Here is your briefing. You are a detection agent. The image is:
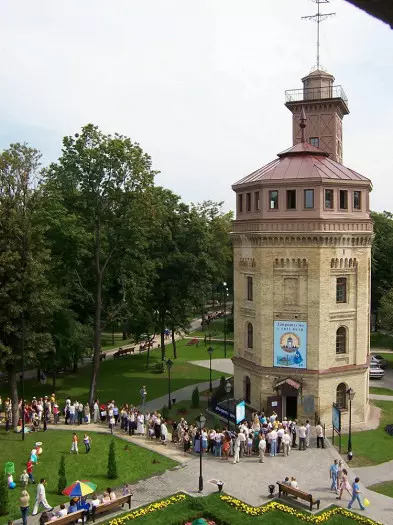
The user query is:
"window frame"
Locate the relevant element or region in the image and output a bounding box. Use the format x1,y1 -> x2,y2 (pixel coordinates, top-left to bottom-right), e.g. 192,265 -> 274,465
246,276 -> 253,302
336,326 -> 347,354
304,189 -> 314,209
324,189 -> 334,210
336,383 -> 348,409
353,191 -> 362,211
238,194 -> 243,213
309,137 -> 320,148
336,277 -> 347,303
269,190 -> 279,210
246,192 -> 252,212
339,190 -> 348,210
254,191 -> 260,211
286,189 -> 297,210
247,322 -> 253,349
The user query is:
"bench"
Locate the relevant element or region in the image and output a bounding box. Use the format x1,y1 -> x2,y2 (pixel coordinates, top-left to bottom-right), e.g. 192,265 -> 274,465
99,352 -> 106,361
186,338 -> 199,347
276,481 -> 320,512
113,346 -> 135,359
53,509 -> 86,525
139,340 -> 154,352
91,494 -> 132,522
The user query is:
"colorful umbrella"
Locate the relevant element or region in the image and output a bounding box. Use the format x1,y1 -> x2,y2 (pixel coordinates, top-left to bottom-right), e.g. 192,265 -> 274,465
62,480 -> 97,497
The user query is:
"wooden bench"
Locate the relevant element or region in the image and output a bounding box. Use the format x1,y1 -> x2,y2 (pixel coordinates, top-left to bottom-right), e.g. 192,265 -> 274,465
52,509 -> 86,525
91,494 -> 132,522
276,481 -> 320,511
113,346 -> 135,359
186,338 -> 199,347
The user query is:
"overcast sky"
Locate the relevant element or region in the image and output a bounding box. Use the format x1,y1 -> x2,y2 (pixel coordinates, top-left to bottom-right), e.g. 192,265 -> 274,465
0,0 -> 392,212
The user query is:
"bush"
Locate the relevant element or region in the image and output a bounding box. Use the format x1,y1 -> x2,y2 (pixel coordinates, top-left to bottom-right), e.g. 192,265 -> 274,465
188,497 -> 206,511
0,474 -> 9,516
107,440 -> 118,479
162,405 -> 170,420
191,386 -> 200,408
154,361 -> 167,373
57,455 -> 67,495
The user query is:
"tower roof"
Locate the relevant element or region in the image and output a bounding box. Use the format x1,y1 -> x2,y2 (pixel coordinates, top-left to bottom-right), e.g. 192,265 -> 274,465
232,142 -> 371,189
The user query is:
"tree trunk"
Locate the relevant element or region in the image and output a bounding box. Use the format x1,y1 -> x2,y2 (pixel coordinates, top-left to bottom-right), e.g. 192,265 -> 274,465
112,324 -> 115,345
72,354 -> 78,373
89,274 -> 103,407
8,365 -> 19,430
52,368 -> 56,392
36,368 -> 40,382
172,326 -> 177,359
201,308 -> 205,332
160,329 -> 166,361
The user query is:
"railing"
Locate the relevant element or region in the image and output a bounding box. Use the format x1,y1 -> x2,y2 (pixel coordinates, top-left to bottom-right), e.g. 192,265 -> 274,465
285,85 -> 348,105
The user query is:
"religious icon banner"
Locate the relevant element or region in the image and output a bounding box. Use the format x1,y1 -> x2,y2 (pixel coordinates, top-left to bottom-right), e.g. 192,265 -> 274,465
273,321 -> 307,369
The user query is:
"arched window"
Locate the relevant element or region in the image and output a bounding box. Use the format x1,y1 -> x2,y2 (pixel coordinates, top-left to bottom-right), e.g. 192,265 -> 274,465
336,383 -> 347,409
336,327 -> 347,354
247,323 -> 253,349
244,376 -> 251,404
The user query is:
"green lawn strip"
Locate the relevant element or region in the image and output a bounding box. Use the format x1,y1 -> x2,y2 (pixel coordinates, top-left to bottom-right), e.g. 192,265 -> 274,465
367,480 -> 393,498
370,332 -> 393,350
369,386 -> 393,396
0,340 -> 232,408
191,318 -> 234,340
336,401 -> 393,465
101,493 -> 369,525
0,429 -> 177,520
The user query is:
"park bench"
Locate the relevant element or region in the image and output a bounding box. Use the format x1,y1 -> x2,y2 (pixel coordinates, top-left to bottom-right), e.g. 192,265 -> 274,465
91,494 -> 132,522
113,346 -> 135,359
276,481 -> 320,511
186,338 -> 199,347
99,352 -> 106,361
139,339 -> 154,352
53,509 -> 86,525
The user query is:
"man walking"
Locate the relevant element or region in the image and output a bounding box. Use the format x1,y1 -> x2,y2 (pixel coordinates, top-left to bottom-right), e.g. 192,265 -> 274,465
298,423 -> 307,451
282,429 -> 291,457
316,421 -> 324,448
305,420 -> 311,448
269,427 -> 278,457
258,434 -> 266,463
233,434 -> 240,464
348,477 -> 365,511
70,433 -> 79,454
330,459 -> 339,492
32,478 -> 53,515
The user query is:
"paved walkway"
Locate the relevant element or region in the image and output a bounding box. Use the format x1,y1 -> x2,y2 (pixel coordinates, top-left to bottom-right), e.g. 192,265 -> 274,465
189,358 -> 234,375
369,393 -> 393,401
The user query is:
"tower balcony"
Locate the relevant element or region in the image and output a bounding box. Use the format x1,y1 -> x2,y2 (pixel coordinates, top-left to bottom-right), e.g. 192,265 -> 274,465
285,85 -> 349,113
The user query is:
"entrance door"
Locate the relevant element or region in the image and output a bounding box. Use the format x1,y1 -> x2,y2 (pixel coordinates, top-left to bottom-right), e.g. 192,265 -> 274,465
286,396 -> 297,419
267,395 -> 282,420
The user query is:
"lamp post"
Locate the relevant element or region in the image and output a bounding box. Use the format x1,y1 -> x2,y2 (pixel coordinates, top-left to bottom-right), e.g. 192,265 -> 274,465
196,414 -> 206,492
225,380 -> 231,430
167,359 -> 173,409
222,282 -> 229,358
347,387 -> 355,459
207,346 -> 214,392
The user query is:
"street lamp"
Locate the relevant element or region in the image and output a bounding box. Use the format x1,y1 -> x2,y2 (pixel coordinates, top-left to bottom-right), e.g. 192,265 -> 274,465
196,414 -> 206,492
347,387 -> 355,460
207,347 -> 214,392
167,359 -> 173,409
222,282 -> 229,358
225,381 -> 231,430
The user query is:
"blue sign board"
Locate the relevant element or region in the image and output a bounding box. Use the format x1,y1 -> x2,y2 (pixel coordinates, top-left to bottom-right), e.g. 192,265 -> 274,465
236,401 -> 246,424
273,321 -> 307,369
332,403 -> 341,432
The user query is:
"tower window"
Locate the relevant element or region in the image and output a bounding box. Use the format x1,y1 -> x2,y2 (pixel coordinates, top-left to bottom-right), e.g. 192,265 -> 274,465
246,192 -> 251,212
238,194 -> 243,213
254,191 -> 260,211
325,189 -> 334,209
247,322 -> 253,349
309,137 -> 319,148
339,190 -> 348,210
304,189 -> 314,209
286,190 -> 296,210
247,276 -> 253,301
336,382 -> 348,409
336,277 -> 347,303
269,190 -> 279,210
336,327 -> 347,354
353,191 -> 362,210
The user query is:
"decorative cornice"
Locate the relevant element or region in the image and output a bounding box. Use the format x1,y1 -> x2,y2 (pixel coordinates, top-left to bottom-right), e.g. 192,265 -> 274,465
240,306 -> 256,318
232,220 -> 373,233
232,232 -> 373,248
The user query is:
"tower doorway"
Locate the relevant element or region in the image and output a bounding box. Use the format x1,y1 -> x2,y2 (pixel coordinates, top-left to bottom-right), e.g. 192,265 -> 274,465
285,396 -> 297,419
244,376 -> 251,404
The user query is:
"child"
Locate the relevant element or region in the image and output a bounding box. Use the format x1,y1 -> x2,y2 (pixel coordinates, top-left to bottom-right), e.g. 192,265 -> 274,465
109,415 -> 115,434
246,435 -> 253,456
122,483 -> 130,496
83,433 -> 91,453
20,469 -> 29,488
70,433 -> 79,454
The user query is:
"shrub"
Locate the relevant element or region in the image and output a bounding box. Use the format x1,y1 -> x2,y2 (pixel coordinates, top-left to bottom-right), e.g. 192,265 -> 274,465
188,497 -> 206,511
162,405 -> 170,420
154,361 -> 167,373
191,386 -> 200,408
0,474 -> 9,516
57,455 -> 67,495
107,440 -> 118,479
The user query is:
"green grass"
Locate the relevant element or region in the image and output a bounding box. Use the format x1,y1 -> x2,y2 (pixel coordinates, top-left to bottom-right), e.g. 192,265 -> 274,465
370,386 -> 393,396
370,332 -> 393,350
368,480 -> 393,498
0,340 -> 232,408
337,401 -> 393,466
100,493 -> 368,525
100,332 -> 134,352
191,318 -> 234,339
0,429 -> 177,520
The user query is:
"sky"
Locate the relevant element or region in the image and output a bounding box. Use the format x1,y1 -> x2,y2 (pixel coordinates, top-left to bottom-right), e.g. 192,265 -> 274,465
0,0 -> 392,212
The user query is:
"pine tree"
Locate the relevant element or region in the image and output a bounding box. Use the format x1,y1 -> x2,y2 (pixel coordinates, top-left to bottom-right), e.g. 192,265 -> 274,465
191,386 -> 200,408
0,474 -> 9,516
107,440 -> 118,479
57,455 -> 67,495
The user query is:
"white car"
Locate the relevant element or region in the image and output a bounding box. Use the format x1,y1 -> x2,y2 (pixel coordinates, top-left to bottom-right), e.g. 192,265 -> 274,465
369,363 -> 384,379
371,354 -> 388,369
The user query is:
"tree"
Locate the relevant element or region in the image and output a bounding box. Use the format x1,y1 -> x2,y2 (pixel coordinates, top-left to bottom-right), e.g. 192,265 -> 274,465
371,211 -> 393,315
0,144 -> 59,428
107,440 -> 118,479
42,124 -> 156,405
57,455 -> 67,495
191,386 -> 200,408
0,474 -> 9,516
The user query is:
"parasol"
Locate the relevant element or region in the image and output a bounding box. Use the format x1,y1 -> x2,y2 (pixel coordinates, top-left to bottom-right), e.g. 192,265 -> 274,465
62,480 -> 97,497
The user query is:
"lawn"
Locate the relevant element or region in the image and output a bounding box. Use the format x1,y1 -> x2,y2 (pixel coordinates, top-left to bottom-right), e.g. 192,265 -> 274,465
191,318 -> 234,340
368,480 -> 393,498
101,493 -> 374,525
337,400 -> 393,466
0,340 -> 233,408
369,386 -> 393,396
0,429 -> 177,520
370,332 -> 393,350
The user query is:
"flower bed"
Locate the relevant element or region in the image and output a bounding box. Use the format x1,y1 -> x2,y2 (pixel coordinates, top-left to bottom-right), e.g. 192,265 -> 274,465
220,495 -> 383,525
108,494 -> 187,524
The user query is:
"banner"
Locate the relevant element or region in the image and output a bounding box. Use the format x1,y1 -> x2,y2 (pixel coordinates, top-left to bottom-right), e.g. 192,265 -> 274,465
236,401 -> 246,424
332,404 -> 341,432
273,321 -> 307,369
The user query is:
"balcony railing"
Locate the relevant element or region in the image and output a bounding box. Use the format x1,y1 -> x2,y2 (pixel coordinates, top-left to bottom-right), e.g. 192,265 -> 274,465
285,85 -> 348,105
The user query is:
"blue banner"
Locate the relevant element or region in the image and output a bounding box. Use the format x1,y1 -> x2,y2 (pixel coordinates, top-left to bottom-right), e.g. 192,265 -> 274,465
273,321 -> 307,369
236,401 -> 246,424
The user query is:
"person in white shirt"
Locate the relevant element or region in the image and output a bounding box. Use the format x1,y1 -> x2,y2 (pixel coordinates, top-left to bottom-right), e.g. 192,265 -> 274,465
56,504 -> 68,518
298,423 -> 307,451
269,429 -> 278,457
282,430 -> 291,456
69,403 -> 76,425
316,422 -> 324,449
107,488 -> 117,501
237,431 -> 246,458
232,435 -> 240,464
305,420 -> 311,448
90,494 -> 100,508
32,478 -> 53,515
290,477 -> 298,489
160,420 -> 168,445
277,425 -> 285,453
258,435 -> 266,463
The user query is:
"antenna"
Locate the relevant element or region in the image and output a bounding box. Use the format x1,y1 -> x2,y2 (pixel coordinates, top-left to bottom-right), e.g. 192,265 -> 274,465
302,0 -> 335,70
